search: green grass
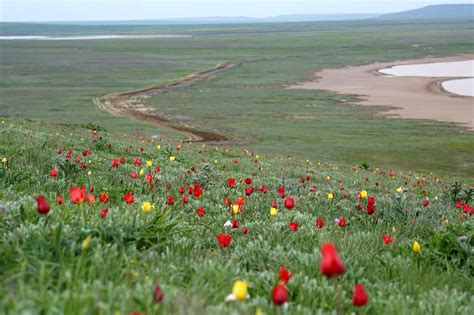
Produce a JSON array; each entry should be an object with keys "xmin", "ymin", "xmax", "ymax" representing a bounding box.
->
[
  {"xmin": 1, "ymin": 20, "xmax": 473, "ymax": 178},
  {"xmin": 0, "ymin": 117, "xmax": 473, "ymax": 314}
]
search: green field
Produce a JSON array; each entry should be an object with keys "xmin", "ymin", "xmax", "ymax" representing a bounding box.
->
[
  {"xmin": 1, "ymin": 118, "xmax": 473, "ymax": 314},
  {"xmin": 1, "ymin": 18, "xmax": 474, "ymax": 314},
  {"xmin": 1, "ymin": 20, "xmax": 473, "ymax": 176}
]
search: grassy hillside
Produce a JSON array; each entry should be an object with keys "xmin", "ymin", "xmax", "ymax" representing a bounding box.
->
[
  {"xmin": 0, "ymin": 117, "xmax": 473, "ymax": 314},
  {"xmin": 1, "ymin": 20, "xmax": 473, "ymax": 178},
  {"xmin": 377, "ymin": 4, "xmax": 474, "ymax": 20}
]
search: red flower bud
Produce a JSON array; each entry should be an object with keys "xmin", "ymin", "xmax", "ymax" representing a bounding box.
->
[
  {"xmin": 36, "ymin": 195, "xmax": 50, "ymax": 214},
  {"xmin": 271, "ymin": 285, "xmax": 288, "ymax": 305},
  {"xmin": 352, "ymin": 284, "xmax": 368, "ymax": 307},
  {"xmin": 319, "ymin": 242, "xmax": 345, "ymax": 277}
]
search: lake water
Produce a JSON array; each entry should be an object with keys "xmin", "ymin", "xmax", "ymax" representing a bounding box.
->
[
  {"xmin": 379, "ymin": 60, "xmax": 474, "ymax": 97},
  {"xmin": 0, "ymin": 35, "xmax": 192, "ymax": 40}
]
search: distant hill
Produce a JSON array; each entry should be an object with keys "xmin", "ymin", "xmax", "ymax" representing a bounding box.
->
[
  {"xmin": 376, "ymin": 4, "xmax": 473, "ymax": 20},
  {"xmin": 41, "ymin": 14, "xmax": 379, "ymax": 25}
]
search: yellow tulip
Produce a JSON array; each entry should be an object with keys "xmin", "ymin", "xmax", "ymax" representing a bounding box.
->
[
  {"xmin": 139, "ymin": 169, "xmax": 145, "ymax": 176},
  {"xmin": 327, "ymin": 193, "xmax": 334, "ymax": 200},
  {"xmin": 87, "ymin": 171, "xmax": 92, "ymax": 176},
  {"xmin": 157, "ymin": 144, "xmax": 161, "ymax": 151},
  {"xmin": 396, "ymin": 187, "xmax": 403, "ymax": 193},
  {"xmin": 232, "ymin": 204, "xmax": 240, "ymax": 215},
  {"xmin": 392, "ymin": 226, "xmax": 397, "ymax": 234},
  {"xmin": 412, "ymin": 241, "xmax": 421, "ymax": 253},
  {"xmin": 256, "ymin": 308, "xmax": 263, "ymax": 315},
  {"xmin": 1, "ymin": 157, "xmax": 7, "ymax": 164},
  {"xmin": 232, "ymin": 280, "xmax": 248, "ymax": 301},
  {"xmin": 146, "ymin": 160, "xmax": 153, "ymax": 167},
  {"xmin": 360, "ymin": 190, "xmax": 367, "ymax": 199},
  {"xmin": 169, "ymin": 156, "xmax": 176, "ymax": 161},
  {"xmin": 82, "ymin": 235, "xmax": 92, "ymax": 250},
  {"xmin": 141, "ymin": 201, "xmax": 154, "ymax": 213},
  {"xmin": 270, "ymin": 207, "xmax": 278, "ymax": 216}
]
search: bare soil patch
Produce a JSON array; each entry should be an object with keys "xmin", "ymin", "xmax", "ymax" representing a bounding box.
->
[{"xmin": 287, "ymin": 55, "xmax": 474, "ymax": 129}]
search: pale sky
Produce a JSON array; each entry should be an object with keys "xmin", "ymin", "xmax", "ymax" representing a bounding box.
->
[{"xmin": 0, "ymin": 0, "xmax": 470, "ymax": 22}]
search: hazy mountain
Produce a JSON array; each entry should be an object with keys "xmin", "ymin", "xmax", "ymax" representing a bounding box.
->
[
  {"xmin": 376, "ymin": 4, "xmax": 473, "ymax": 20},
  {"xmin": 37, "ymin": 14, "xmax": 379, "ymax": 26}
]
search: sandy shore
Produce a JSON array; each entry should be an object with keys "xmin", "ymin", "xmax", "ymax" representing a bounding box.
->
[{"xmin": 288, "ymin": 54, "xmax": 474, "ymax": 129}]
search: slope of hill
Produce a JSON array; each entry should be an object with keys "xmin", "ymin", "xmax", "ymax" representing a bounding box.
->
[
  {"xmin": 0, "ymin": 117, "xmax": 472, "ymax": 314},
  {"xmin": 377, "ymin": 4, "xmax": 474, "ymax": 20}
]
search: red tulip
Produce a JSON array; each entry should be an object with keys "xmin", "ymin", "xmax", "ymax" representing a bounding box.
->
[
  {"xmin": 315, "ymin": 217, "xmax": 324, "ymax": 229},
  {"xmin": 193, "ymin": 186, "xmax": 203, "ymax": 198},
  {"xmin": 352, "ymin": 284, "xmax": 368, "ymax": 307},
  {"xmin": 99, "ymin": 192, "xmax": 109, "ymax": 203},
  {"xmin": 131, "ymin": 171, "xmax": 137, "ymax": 179},
  {"xmin": 119, "ymin": 157, "xmax": 125, "ymax": 164},
  {"xmin": 367, "ymin": 203, "xmax": 375, "ymax": 215},
  {"xmin": 278, "ymin": 266, "xmax": 292, "ymax": 285},
  {"xmin": 242, "ymin": 226, "xmax": 248, "ymax": 234},
  {"xmin": 111, "ymin": 159, "xmax": 119, "ymax": 168},
  {"xmin": 383, "ymin": 235, "xmax": 393, "ymax": 245},
  {"xmin": 271, "ymin": 285, "xmax": 288, "ymax": 305},
  {"xmin": 153, "ymin": 284, "xmax": 164, "ymax": 303},
  {"xmin": 320, "ymin": 242, "xmax": 345, "ymax": 277},
  {"xmin": 70, "ymin": 186, "xmax": 86, "ymax": 204},
  {"xmin": 245, "ymin": 187, "xmax": 254, "ymax": 196},
  {"xmin": 123, "ymin": 191, "xmax": 135, "ymax": 204},
  {"xmin": 224, "ymin": 197, "xmax": 231, "ymax": 206},
  {"xmin": 133, "ymin": 157, "xmax": 141, "ymax": 166},
  {"xmin": 232, "ymin": 219, "xmax": 240, "ymax": 229},
  {"xmin": 284, "ymin": 197, "xmax": 294, "ymax": 209},
  {"xmin": 278, "ymin": 186, "xmax": 285, "ymax": 195},
  {"xmin": 36, "ymin": 195, "xmax": 50, "ymax": 214},
  {"xmin": 87, "ymin": 194, "xmax": 95, "ymax": 204},
  {"xmin": 145, "ymin": 173, "xmax": 153, "ymax": 183},
  {"xmin": 65, "ymin": 150, "xmax": 72, "ymax": 158},
  {"xmin": 50, "ymin": 167, "xmax": 58, "ymax": 178},
  {"xmin": 196, "ymin": 207, "xmax": 206, "ymax": 217},
  {"xmin": 167, "ymin": 195, "xmax": 174, "ymax": 205},
  {"xmin": 56, "ymin": 194, "xmax": 63, "ymax": 205},
  {"xmin": 289, "ymin": 221, "xmax": 298, "ymax": 231},
  {"xmin": 423, "ymin": 200, "xmax": 430, "ymax": 207},
  {"xmin": 338, "ymin": 217, "xmax": 346, "ymax": 227},
  {"xmin": 216, "ymin": 234, "xmax": 232, "ymax": 248},
  {"xmin": 100, "ymin": 208, "xmax": 109, "ymax": 219},
  {"xmin": 227, "ymin": 178, "xmax": 236, "ymax": 188},
  {"xmin": 182, "ymin": 195, "xmax": 188, "ymax": 204},
  {"xmin": 179, "ymin": 186, "xmax": 185, "ymax": 194},
  {"xmin": 245, "ymin": 177, "xmax": 252, "ymax": 185}
]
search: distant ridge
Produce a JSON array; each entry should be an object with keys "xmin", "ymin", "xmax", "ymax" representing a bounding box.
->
[
  {"xmin": 38, "ymin": 14, "xmax": 378, "ymax": 25},
  {"xmin": 376, "ymin": 4, "xmax": 473, "ymax": 20}
]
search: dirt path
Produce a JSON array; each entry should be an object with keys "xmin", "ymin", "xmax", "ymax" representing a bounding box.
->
[
  {"xmin": 93, "ymin": 62, "xmax": 239, "ymax": 142},
  {"xmin": 287, "ymin": 54, "xmax": 474, "ymax": 130}
]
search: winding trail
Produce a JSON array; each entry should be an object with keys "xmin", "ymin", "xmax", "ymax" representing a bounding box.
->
[{"xmin": 93, "ymin": 62, "xmax": 240, "ymax": 142}]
